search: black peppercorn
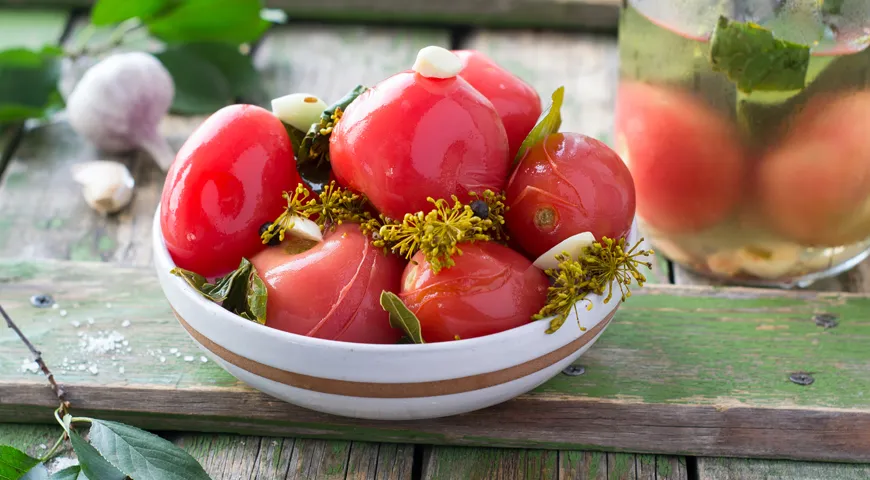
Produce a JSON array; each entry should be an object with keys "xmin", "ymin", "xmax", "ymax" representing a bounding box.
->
[{"xmin": 470, "ymin": 199, "xmax": 489, "ymax": 219}]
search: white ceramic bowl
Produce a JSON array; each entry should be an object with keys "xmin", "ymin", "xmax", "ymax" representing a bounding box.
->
[{"xmin": 153, "ymin": 208, "xmax": 627, "ymax": 420}]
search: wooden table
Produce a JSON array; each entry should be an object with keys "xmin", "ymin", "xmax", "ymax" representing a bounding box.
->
[{"xmin": 1, "ymin": 5, "xmax": 870, "ymax": 480}]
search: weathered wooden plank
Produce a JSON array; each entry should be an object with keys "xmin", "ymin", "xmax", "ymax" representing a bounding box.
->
[
  {"xmin": 697, "ymin": 457, "xmax": 870, "ymax": 480},
  {"xmin": 0, "ymin": 0, "xmax": 621, "ymax": 30},
  {"xmin": 422, "ymin": 446, "xmax": 557, "ymax": 480},
  {"xmin": 559, "ymin": 451, "xmax": 606, "ymax": 479},
  {"xmin": 463, "ymin": 30, "xmax": 669, "ymax": 285},
  {"xmin": 2, "ymin": 259, "xmax": 870, "ymax": 462}
]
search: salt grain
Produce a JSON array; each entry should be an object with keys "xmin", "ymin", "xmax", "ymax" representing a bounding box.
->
[
  {"xmin": 77, "ymin": 365, "xmax": 86, "ymax": 371},
  {"xmin": 59, "ymin": 310, "xmax": 68, "ymax": 317},
  {"xmin": 200, "ymin": 356, "xmax": 208, "ymax": 363},
  {"xmin": 20, "ymin": 359, "xmax": 39, "ymax": 374},
  {"xmin": 52, "ymin": 304, "xmax": 59, "ymax": 310},
  {"xmin": 70, "ymin": 320, "xmax": 81, "ymax": 328},
  {"xmin": 38, "ymin": 444, "xmax": 47, "ymax": 450},
  {"xmin": 118, "ymin": 367, "xmax": 125, "ymax": 374},
  {"xmin": 175, "ymin": 352, "xmax": 181, "ymax": 357},
  {"xmin": 79, "ymin": 331, "xmax": 125, "ymax": 355},
  {"xmin": 184, "ymin": 356, "xmax": 194, "ymax": 362},
  {"xmin": 169, "ymin": 348, "xmax": 178, "ymax": 354},
  {"xmin": 122, "ymin": 340, "xmax": 129, "ymax": 346},
  {"xmin": 87, "ymin": 317, "xmax": 95, "ymax": 325},
  {"xmin": 121, "ymin": 320, "xmax": 131, "ymax": 327},
  {"xmin": 126, "ymin": 347, "xmax": 132, "ymax": 352},
  {"xmin": 106, "ymin": 302, "xmax": 112, "ymax": 308},
  {"xmin": 159, "ymin": 356, "xmax": 166, "ymax": 363},
  {"xmin": 88, "ymin": 365, "xmax": 99, "ymax": 375}
]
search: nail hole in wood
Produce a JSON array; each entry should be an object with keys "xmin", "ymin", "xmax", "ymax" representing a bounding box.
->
[
  {"xmin": 813, "ymin": 313, "xmax": 838, "ymax": 329},
  {"xmin": 789, "ymin": 372, "xmax": 814, "ymax": 386},
  {"xmin": 30, "ymin": 294, "xmax": 54, "ymax": 308},
  {"xmin": 562, "ymin": 365, "xmax": 585, "ymax": 376}
]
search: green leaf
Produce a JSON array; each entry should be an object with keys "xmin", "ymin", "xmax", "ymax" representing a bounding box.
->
[
  {"xmin": 245, "ymin": 268, "xmax": 267, "ymax": 324},
  {"xmin": 146, "ymin": 0, "xmax": 270, "ymax": 45},
  {"xmin": 169, "ymin": 42, "xmax": 266, "ymax": 105},
  {"xmin": 49, "ymin": 466, "xmax": 85, "ymax": 480},
  {"xmin": 170, "ymin": 267, "xmax": 209, "ymax": 293},
  {"xmin": 822, "ymin": 0, "xmax": 845, "ymax": 15},
  {"xmin": 86, "ymin": 419, "xmax": 210, "ymax": 480},
  {"xmin": 91, "ymin": 0, "xmax": 171, "ymax": 25},
  {"xmin": 156, "ymin": 45, "xmax": 233, "ymax": 114},
  {"xmin": 709, "ymin": 15, "xmax": 810, "ymax": 93},
  {"xmin": 380, "ymin": 291, "xmax": 424, "ymax": 344},
  {"xmin": 0, "ymin": 445, "xmax": 40, "ymax": 480},
  {"xmin": 206, "ymin": 258, "xmax": 254, "ymax": 309},
  {"xmin": 297, "ymin": 85, "xmax": 368, "ymax": 168},
  {"xmin": 0, "ymin": 47, "xmax": 62, "ymax": 124},
  {"xmin": 513, "ymin": 86, "xmax": 564, "ymax": 167},
  {"xmin": 68, "ymin": 431, "xmax": 126, "ymax": 480}
]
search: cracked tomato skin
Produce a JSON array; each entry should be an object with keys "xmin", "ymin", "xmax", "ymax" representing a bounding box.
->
[
  {"xmin": 160, "ymin": 104, "xmax": 302, "ymax": 278},
  {"xmin": 329, "ymin": 71, "xmax": 510, "ymax": 220},
  {"xmin": 615, "ymin": 81, "xmax": 746, "ymax": 234},
  {"xmin": 504, "ymin": 132, "xmax": 636, "ymax": 259},
  {"xmin": 250, "ymin": 224, "xmax": 405, "ymax": 344},
  {"xmin": 453, "ymin": 50, "xmax": 542, "ymax": 158},
  {"xmin": 400, "ymin": 242, "xmax": 549, "ymax": 343}
]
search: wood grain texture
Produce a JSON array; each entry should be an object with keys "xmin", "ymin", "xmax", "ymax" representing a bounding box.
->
[
  {"xmin": 0, "ymin": 0, "xmax": 621, "ymax": 30},
  {"xmin": 697, "ymin": 457, "xmax": 870, "ymax": 480},
  {"xmin": 2, "ymin": 259, "xmax": 870, "ymax": 461},
  {"xmin": 422, "ymin": 446, "xmax": 558, "ymax": 480},
  {"xmin": 463, "ymin": 30, "xmax": 669, "ymax": 285}
]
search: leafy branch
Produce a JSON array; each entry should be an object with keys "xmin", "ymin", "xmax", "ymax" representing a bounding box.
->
[{"xmin": 0, "ymin": 303, "xmax": 211, "ymax": 479}]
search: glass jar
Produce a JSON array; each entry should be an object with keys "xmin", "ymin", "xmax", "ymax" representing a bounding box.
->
[{"xmin": 615, "ymin": 0, "xmax": 870, "ymax": 287}]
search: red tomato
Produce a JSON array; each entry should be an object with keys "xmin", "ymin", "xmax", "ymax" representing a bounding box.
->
[
  {"xmin": 615, "ymin": 81, "xmax": 746, "ymax": 234},
  {"xmin": 250, "ymin": 224, "xmax": 405, "ymax": 344},
  {"xmin": 400, "ymin": 242, "xmax": 549, "ymax": 342},
  {"xmin": 453, "ymin": 50, "xmax": 542, "ymax": 158},
  {"xmin": 758, "ymin": 91, "xmax": 870, "ymax": 246},
  {"xmin": 504, "ymin": 133, "xmax": 636, "ymax": 259},
  {"xmin": 160, "ymin": 104, "xmax": 302, "ymax": 278},
  {"xmin": 329, "ymin": 71, "xmax": 510, "ymax": 220}
]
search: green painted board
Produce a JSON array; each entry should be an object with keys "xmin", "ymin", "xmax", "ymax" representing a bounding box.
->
[
  {"xmin": 1, "ymin": 259, "xmax": 869, "ymax": 462},
  {"xmin": 0, "ymin": 0, "xmax": 621, "ymax": 30},
  {"xmin": 697, "ymin": 457, "xmax": 870, "ymax": 480}
]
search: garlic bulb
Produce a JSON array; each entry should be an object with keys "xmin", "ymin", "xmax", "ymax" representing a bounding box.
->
[
  {"xmin": 66, "ymin": 52, "xmax": 176, "ymax": 171},
  {"xmin": 71, "ymin": 161, "xmax": 135, "ymax": 215}
]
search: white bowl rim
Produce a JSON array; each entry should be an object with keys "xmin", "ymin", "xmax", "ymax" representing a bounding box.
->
[{"xmin": 153, "ymin": 206, "xmax": 635, "ymax": 353}]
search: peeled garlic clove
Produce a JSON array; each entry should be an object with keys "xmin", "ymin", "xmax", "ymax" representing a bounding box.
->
[
  {"xmin": 412, "ymin": 46, "xmax": 463, "ymax": 79},
  {"xmin": 735, "ymin": 243, "xmax": 801, "ymax": 280},
  {"xmin": 285, "ymin": 215, "xmax": 323, "ymax": 242},
  {"xmin": 71, "ymin": 161, "xmax": 135, "ymax": 215},
  {"xmin": 706, "ymin": 250, "xmax": 742, "ymax": 277},
  {"xmin": 533, "ymin": 232, "xmax": 596, "ymax": 270},
  {"xmin": 271, "ymin": 93, "xmax": 328, "ymax": 131},
  {"xmin": 66, "ymin": 52, "xmax": 176, "ymax": 171}
]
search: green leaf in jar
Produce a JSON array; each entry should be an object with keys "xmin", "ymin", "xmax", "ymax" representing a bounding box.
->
[
  {"xmin": 242, "ymin": 268, "xmax": 268, "ymax": 325},
  {"xmin": 380, "ymin": 291, "xmax": 424, "ymax": 344},
  {"xmin": 297, "ymin": 84, "xmax": 368, "ymax": 168},
  {"xmin": 513, "ymin": 86, "xmax": 564, "ymax": 167},
  {"xmin": 709, "ymin": 15, "xmax": 811, "ymax": 93}
]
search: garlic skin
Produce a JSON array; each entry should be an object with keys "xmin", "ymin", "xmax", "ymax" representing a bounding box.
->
[
  {"xmin": 533, "ymin": 232, "xmax": 596, "ymax": 270},
  {"xmin": 271, "ymin": 93, "xmax": 328, "ymax": 131},
  {"xmin": 66, "ymin": 52, "xmax": 176, "ymax": 171},
  {"xmin": 71, "ymin": 161, "xmax": 135, "ymax": 215},
  {"xmin": 412, "ymin": 46, "xmax": 463, "ymax": 79}
]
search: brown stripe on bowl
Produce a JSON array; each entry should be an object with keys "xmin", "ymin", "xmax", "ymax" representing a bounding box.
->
[{"xmin": 174, "ymin": 308, "xmax": 616, "ymax": 399}]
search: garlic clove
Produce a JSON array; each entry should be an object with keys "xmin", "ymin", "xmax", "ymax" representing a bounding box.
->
[
  {"xmin": 412, "ymin": 46, "xmax": 463, "ymax": 79},
  {"xmin": 706, "ymin": 249, "xmax": 742, "ymax": 277},
  {"xmin": 533, "ymin": 232, "xmax": 596, "ymax": 270},
  {"xmin": 71, "ymin": 161, "xmax": 135, "ymax": 215},
  {"xmin": 271, "ymin": 93, "xmax": 328, "ymax": 132},
  {"xmin": 285, "ymin": 215, "xmax": 324, "ymax": 242},
  {"xmin": 735, "ymin": 243, "xmax": 801, "ymax": 280}
]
